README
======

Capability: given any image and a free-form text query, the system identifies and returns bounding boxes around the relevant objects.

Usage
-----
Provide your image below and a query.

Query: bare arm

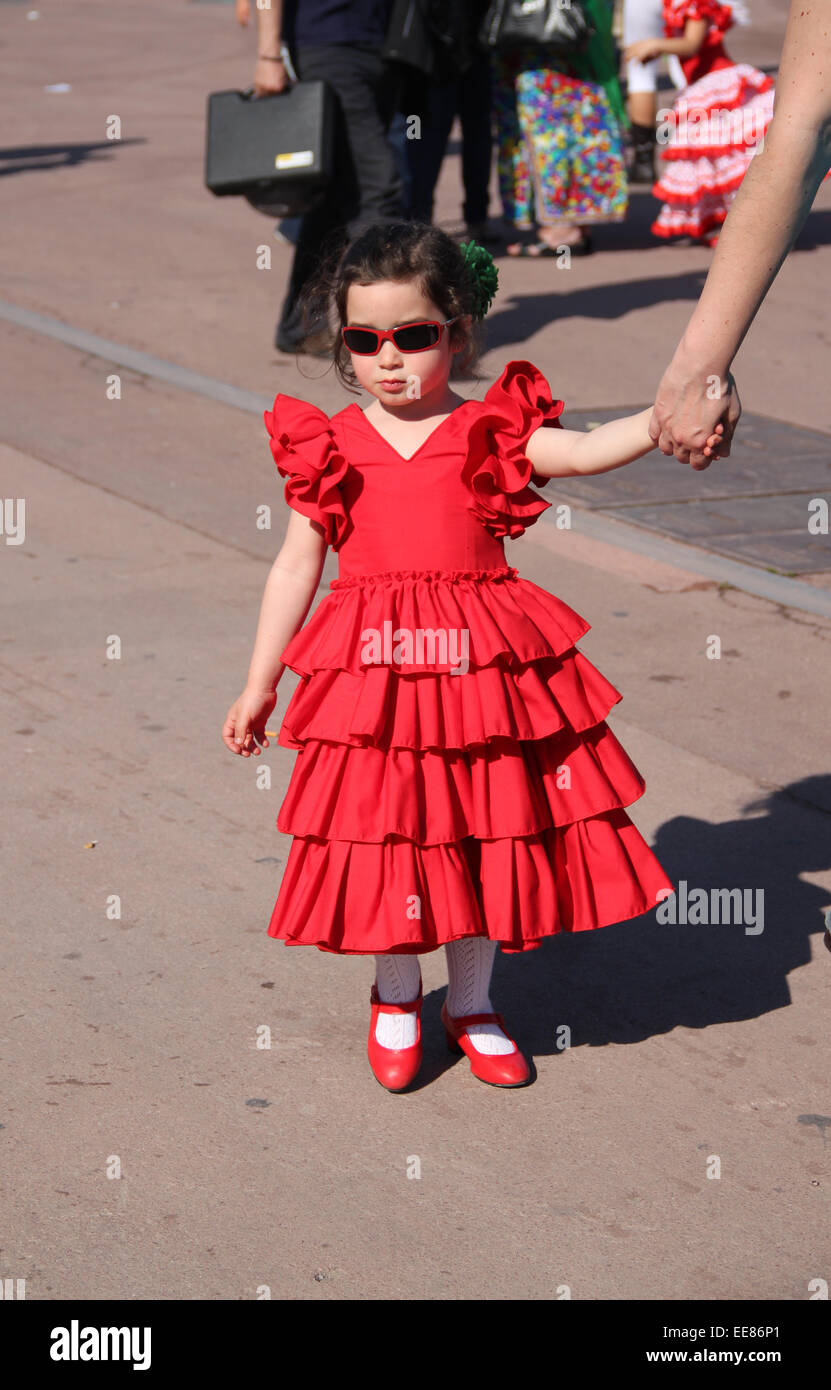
[624,18,707,64]
[526,411,654,478]
[253,0,288,95]
[650,0,831,467]
[525,411,724,478]
[222,510,327,757]
[245,509,327,693]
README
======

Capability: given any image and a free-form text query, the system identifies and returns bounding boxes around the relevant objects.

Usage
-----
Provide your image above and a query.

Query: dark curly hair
[294,222,485,392]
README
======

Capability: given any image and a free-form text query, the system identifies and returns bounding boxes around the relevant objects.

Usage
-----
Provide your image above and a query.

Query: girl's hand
[222,687,277,757]
[702,423,725,461]
[235,0,250,25]
[624,39,664,64]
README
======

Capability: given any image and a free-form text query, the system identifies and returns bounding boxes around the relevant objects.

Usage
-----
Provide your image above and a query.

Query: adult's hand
[253,55,290,97]
[649,357,741,470]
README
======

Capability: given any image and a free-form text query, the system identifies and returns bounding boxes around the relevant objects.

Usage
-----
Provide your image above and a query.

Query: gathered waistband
[330,566,518,589]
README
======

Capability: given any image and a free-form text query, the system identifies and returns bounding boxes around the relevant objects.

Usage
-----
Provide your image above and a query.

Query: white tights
[373,938,515,1054]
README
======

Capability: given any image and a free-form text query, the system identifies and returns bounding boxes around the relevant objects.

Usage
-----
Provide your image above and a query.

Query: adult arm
[253,0,289,96]
[650,0,831,469]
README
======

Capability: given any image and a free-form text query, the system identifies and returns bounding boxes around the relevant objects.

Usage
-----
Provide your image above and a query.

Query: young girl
[625,1,830,245]
[222,222,723,1093]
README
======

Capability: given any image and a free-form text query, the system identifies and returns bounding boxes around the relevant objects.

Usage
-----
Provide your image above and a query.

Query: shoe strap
[447,1009,506,1029]
[370,982,422,1014]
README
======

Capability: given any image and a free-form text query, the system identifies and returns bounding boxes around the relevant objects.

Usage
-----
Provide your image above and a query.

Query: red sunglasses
[341,317,460,355]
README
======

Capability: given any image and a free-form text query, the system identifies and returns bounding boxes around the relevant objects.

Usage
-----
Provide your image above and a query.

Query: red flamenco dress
[651,0,829,241]
[262,360,675,956]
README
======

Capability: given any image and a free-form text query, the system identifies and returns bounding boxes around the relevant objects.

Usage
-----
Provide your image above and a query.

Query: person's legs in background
[401,70,458,223]
[565,76,629,226]
[343,42,403,236]
[490,48,535,236]
[519,65,582,250]
[505,61,590,254]
[387,108,413,222]
[622,0,664,182]
[274,44,356,352]
[505,61,627,256]
[275,43,402,352]
[457,48,496,240]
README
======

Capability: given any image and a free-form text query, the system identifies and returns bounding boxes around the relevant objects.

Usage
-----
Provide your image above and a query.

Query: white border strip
[0,301,267,415]
[543,505,831,619]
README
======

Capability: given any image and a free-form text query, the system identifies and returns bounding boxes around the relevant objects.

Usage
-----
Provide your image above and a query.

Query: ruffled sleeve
[462,361,565,540]
[263,394,350,550]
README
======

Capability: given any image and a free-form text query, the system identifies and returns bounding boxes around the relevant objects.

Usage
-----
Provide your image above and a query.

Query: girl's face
[343,279,464,407]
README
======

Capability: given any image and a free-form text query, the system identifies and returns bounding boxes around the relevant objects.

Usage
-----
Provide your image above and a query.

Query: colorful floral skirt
[491,46,628,226]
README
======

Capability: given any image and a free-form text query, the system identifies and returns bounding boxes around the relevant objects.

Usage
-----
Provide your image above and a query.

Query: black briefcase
[205,81,336,218]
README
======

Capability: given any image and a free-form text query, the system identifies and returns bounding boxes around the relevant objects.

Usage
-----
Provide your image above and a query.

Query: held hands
[222,687,277,758]
[649,361,741,470]
[701,422,726,460]
[656,420,726,465]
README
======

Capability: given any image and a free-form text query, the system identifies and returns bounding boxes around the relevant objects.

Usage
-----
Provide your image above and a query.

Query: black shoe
[570,230,593,256]
[628,122,657,185]
[275,331,301,353]
[464,221,504,247]
[630,147,656,184]
[275,329,331,357]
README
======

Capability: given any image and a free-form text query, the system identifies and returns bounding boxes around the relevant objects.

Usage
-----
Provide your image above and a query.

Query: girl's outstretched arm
[526,409,724,479]
[526,409,653,478]
[222,511,327,757]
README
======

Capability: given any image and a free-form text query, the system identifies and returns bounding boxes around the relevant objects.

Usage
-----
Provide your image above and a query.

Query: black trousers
[403,53,493,225]
[277,42,404,347]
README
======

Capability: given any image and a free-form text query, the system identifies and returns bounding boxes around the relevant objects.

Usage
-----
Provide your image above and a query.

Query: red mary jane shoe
[367,982,423,1092]
[441,1002,531,1088]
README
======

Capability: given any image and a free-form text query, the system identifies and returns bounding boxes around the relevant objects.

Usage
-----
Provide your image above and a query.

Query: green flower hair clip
[459,239,499,321]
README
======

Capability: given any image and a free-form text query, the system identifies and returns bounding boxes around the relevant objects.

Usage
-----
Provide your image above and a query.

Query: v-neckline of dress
[347,399,477,462]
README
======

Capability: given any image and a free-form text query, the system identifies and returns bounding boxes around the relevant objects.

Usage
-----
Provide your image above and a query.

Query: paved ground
[2,0,830,1303]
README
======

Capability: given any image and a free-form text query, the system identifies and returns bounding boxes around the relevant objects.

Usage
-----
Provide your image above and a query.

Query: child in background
[625,1,829,245]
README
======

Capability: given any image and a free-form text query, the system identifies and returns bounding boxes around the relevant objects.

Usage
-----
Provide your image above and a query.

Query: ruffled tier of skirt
[278,649,622,750]
[651,68,775,239]
[268,813,674,954]
[268,569,675,953]
[276,725,646,841]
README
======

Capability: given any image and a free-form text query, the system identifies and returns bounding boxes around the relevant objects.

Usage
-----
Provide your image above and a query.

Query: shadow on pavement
[0,140,145,177]
[469,773,831,1058]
